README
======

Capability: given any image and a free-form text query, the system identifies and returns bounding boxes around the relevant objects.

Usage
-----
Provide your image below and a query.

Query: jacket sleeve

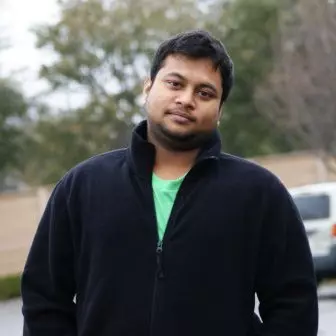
[255,177,318,336]
[21,178,77,336]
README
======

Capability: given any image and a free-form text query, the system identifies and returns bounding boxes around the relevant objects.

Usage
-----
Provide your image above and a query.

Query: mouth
[166,110,195,123]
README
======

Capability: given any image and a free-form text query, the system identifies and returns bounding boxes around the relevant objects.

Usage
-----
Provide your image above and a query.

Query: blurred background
[1,0,336,335]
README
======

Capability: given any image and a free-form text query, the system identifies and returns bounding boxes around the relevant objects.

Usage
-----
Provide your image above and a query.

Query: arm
[21,179,77,336]
[255,177,318,336]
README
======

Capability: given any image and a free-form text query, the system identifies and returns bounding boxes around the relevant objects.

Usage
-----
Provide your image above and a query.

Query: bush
[0,274,21,301]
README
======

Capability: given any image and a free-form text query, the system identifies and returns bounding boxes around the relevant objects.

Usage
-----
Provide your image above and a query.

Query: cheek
[147,91,171,115]
[197,107,220,126]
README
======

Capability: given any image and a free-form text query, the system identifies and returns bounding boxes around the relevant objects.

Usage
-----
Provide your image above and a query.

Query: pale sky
[0,0,61,101]
[1,0,136,110]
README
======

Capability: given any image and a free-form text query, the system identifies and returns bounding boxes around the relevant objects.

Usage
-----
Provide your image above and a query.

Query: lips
[166,109,195,122]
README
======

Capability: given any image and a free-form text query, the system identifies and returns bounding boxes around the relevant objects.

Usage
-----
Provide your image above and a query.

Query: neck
[149,135,199,180]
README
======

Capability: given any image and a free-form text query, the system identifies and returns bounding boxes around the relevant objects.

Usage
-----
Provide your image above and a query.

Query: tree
[256,0,336,170]
[0,78,28,174]
[207,0,295,156]
[21,103,132,185]
[0,4,29,190]
[0,77,28,191]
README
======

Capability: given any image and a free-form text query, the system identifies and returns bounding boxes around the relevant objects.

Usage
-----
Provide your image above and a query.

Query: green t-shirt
[152,173,185,241]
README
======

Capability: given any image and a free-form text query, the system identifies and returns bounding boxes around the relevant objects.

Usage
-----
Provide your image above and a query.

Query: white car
[289,182,336,285]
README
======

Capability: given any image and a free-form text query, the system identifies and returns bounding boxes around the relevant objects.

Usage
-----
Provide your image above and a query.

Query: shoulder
[216,154,300,226]
[217,152,289,196]
[55,148,128,194]
[71,148,127,174]
[218,152,278,182]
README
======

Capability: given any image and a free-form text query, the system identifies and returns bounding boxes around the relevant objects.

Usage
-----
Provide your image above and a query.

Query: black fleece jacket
[21,120,318,336]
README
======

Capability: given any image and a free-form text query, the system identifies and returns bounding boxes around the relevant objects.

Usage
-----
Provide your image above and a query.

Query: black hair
[150,29,234,105]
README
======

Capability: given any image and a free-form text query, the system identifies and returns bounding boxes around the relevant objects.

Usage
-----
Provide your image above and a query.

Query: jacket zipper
[156,240,164,279]
[150,240,164,334]
[153,156,217,278]
[150,156,217,334]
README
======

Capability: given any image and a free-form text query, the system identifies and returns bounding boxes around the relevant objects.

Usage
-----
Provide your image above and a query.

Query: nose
[175,88,195,109]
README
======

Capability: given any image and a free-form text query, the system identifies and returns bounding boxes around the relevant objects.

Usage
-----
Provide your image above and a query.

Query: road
[1,284,336,335]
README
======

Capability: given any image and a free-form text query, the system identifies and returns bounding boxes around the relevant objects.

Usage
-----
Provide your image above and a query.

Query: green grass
[0,274,21,301]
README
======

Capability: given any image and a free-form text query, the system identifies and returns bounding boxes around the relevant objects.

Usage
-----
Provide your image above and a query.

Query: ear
[143,77,152,97]
[218,106,223,123]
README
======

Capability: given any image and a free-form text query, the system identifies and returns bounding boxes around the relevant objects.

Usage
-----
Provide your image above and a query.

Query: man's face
[144,54,223,151]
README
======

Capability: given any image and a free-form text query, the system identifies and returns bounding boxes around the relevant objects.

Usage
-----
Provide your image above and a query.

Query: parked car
[289,182,336,285]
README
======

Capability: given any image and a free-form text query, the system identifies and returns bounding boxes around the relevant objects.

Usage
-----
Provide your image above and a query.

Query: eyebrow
[164,72,219,95]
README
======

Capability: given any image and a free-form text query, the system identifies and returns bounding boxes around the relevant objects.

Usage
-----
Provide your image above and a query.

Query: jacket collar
[127,120,222,179]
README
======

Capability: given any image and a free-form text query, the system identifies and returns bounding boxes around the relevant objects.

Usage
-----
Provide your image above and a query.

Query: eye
[198,90,214,99]
[166,80,182,89]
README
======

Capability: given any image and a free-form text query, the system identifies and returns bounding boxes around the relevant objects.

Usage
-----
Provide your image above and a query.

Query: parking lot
[1,284,336,335]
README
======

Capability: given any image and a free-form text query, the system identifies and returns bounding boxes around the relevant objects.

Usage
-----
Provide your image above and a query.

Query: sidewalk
[0,298,22,336]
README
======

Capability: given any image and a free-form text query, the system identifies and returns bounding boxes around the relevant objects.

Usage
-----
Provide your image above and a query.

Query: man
[21,30,318,336]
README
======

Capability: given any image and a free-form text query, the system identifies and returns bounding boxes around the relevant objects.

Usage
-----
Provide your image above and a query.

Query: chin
[162,124,194,140]
[149,120,213,152]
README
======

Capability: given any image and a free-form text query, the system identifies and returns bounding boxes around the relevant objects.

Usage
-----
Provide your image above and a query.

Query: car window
[293,194,330,220]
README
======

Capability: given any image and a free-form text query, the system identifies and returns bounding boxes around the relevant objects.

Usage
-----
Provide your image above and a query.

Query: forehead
[157,55,222,91]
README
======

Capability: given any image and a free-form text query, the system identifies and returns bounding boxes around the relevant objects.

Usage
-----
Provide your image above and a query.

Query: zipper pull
[156,241,164,279]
